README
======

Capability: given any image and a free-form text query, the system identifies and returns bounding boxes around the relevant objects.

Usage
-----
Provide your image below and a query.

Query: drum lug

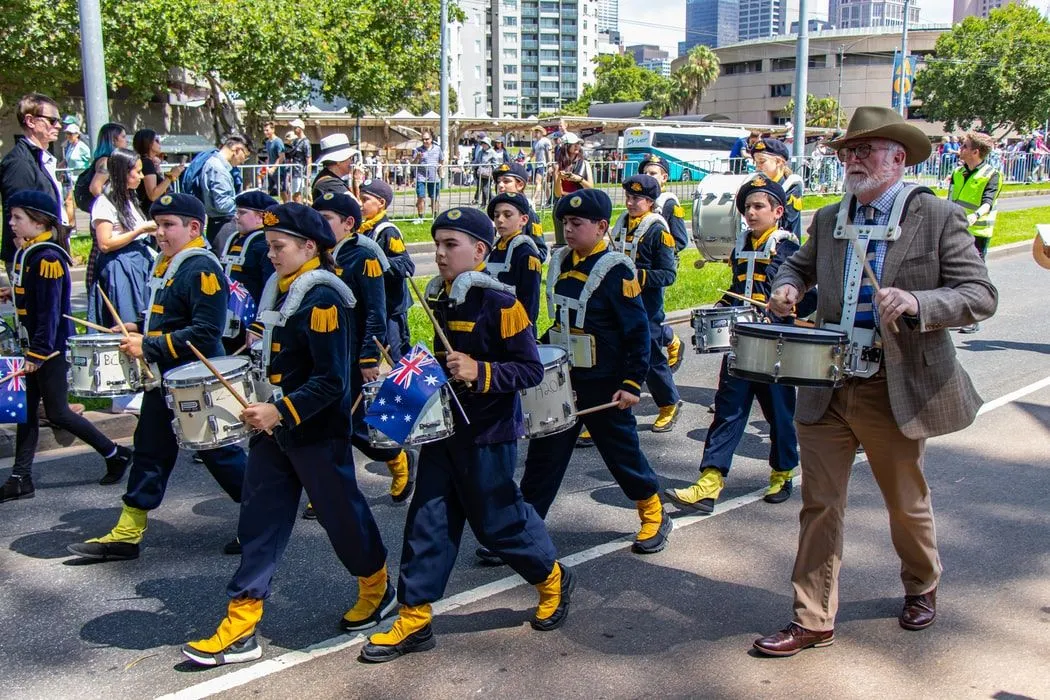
[203,391,213,408]
[207,414,219,435]
[93,369,101,390]
[562,401,573,419]
[92,351,99,366]
[772,360,782,380]
[776,337,785,355]
[164,393,173,410]
[523,413,533,431]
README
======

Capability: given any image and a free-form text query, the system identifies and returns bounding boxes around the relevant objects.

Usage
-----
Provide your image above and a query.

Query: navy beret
[639,153,670,174]
[622,174,661,201]
[359,179,394,209]
[750,137,790,161]
[494,162,529,183]
[262,203,336,249]
[150,192,206,224]
[431,207,495,249]
[234,189,277,212]
[312,191,362,227]
[554,188,612,222]
[487,192,531,218]
[735,174,787,214]
[6,190,59,223]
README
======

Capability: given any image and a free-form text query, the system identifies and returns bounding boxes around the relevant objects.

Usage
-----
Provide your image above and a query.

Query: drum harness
[609,211,667,263]
[255,270,357,402]
[732,227,799,303]
[332,233,391,276]
[218,229,267,339]
[10,239,72,350]
[484,233,540,277]
[545,246,635,369]
[827,183,930,379]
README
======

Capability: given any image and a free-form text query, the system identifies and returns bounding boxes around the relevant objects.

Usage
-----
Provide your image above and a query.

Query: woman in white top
[89,148,157,327]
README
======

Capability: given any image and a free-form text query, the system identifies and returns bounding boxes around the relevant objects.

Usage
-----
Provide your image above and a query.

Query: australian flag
[227,277,258,331]
[364,343,449,445]
[0,357,27,424]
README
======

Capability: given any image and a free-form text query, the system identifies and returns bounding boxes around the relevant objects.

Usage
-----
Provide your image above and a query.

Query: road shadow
[8,508,181,560]
[958,338,1050,355]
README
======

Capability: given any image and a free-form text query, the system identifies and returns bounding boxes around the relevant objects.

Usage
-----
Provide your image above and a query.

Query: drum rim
[728,366,844,388]
[692,306,756,318]
[68,333,127,346]
[733,322,847,344]
[163,357,252,386]
[537,343,569,368]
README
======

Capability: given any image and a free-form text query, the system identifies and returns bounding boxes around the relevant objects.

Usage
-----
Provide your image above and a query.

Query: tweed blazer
[772,190,998,439]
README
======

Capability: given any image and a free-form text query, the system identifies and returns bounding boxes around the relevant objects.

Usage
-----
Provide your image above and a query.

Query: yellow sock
[369,603,431,646]
[387,452,409,497]
[534,563,563,620]
[87,504,148,544]
[343,565,388,623]
[636,494,664,540]
[186,598,263,654]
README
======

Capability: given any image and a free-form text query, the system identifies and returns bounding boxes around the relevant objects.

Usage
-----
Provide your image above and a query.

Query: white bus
[623,125,750,181]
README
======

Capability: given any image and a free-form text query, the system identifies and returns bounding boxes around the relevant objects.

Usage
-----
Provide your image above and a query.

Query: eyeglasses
[33,114,62,127]
[836,144,893,162]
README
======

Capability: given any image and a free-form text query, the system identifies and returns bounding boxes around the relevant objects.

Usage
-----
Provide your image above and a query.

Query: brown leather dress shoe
[900,589,936,630]
[753,623,834,657]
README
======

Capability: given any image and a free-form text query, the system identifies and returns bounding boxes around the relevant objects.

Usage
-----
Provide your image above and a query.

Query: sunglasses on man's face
[34,114,62,127]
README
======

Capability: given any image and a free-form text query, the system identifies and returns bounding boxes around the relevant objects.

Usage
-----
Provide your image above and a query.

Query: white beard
[844,163,900,199]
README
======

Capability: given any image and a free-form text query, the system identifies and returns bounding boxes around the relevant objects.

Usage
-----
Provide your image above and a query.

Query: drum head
[537,344,567,368]
[164,356,250,384]
[69,332,126,346]
[734,323,847,344]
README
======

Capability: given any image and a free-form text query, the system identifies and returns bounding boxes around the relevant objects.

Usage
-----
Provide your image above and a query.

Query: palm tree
[785,94,845,128]
[672,45,721,115]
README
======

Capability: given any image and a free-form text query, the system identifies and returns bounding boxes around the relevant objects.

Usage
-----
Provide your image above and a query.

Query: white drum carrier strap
[143,247,215,335]
[609,212,667,263]
[11,241,72,344]
[655,191,679,212]
[733,228,799,299]
[424,271,514,307]
[545,247,636,330]
[256,270,356,378]
[333,234,392,274]
[485,234,540,276]
[219,229,265,274]
[781,173,804,197]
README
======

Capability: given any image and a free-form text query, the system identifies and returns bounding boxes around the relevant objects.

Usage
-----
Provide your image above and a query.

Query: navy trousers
[645,318,680,408]
[123,389,245,511]
[398,438,556,606]
[520,379,660,519]
[227,435,387,599]
[701,355,798,475]
[386,314,411,362]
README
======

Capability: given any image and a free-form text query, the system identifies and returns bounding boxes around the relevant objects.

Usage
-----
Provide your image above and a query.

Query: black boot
[99,446,133,485]
[0,475,34,503]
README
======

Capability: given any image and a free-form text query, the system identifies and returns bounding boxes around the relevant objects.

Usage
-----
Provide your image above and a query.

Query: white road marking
[146,372,1049,699]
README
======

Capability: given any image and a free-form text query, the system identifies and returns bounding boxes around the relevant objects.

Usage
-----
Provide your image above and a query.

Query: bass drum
[691,173,750,263]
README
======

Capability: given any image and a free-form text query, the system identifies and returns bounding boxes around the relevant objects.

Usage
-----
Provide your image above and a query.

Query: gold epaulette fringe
[364,258,383,278]
[388,236,406,254]
[673,204,685,218]
[39,259,64,279]
[528,256,542,273]
[501,301,531,338]
[310,305,339,333]
[622,277,641,298]
[200,272,221,295]
[661,231,675,248]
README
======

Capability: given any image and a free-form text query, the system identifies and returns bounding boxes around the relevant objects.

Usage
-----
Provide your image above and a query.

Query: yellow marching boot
[342,564,398,632]
[360,603,436,663]
[764,469,795,504]
[302,502,317,520]
[652,400,684,433]
[667,333,684,373]
[575,427,594,449]
[632,493,672,554]
[532,562,576,631]
[387,449,417,503]
[182,598,264,666]
[66,504,147,561]
[665,467,725,515]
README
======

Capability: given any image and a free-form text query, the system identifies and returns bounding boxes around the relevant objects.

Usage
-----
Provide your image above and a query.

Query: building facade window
[770,83,792,98]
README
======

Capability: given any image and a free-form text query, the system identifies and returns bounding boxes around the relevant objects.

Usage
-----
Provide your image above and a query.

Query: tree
[914,3,1050,138]
[403,85,459,116]
[673,45,720,115]
[559,54,676,116]
[784,94,845,128]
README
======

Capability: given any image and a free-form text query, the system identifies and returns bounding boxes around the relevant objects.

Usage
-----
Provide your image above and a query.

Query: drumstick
[719,289,768,309]
[97,287,156,380]
[63,314,113,334]
[575,400,622,418]
[371,336,394,368]
[186,341,273,435]
[407,277,455,357]
[861,259,900,334]
[0,351,61,384]
[231,342,248,356]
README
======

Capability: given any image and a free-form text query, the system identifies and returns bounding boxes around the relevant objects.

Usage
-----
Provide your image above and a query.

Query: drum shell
[690,306,756,354]
[248,340,276,402]
[728,323,847,387]
[691,173,750,262]
[520,345,577,438]
[164,357,257,449]
[363,381,455,448]
[67,334,142,397]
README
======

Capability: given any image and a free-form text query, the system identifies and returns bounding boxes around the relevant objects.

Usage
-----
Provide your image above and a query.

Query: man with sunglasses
[0,93,67,272]
[199,135,252,244]
[755,106,998,657]
[412,131,444,223]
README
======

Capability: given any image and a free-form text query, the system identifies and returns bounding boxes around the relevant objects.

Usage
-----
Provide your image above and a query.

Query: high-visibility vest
[949,163,1001,239]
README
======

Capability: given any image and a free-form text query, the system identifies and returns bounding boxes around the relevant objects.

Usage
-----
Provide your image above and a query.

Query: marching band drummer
[360,207,571,664]
[183,204,393,667]
[1,191,132,504]
[356,179,414,361]
[750,137,804,238]
[486,191,543,325]
[218,190,276,353]
[639,154,688,373]
[476,190,671,565]
[610,174,683,434]
[68,193,246,562]
[313,191,416,505]
[666,175,801,514]
[493,161,549,261]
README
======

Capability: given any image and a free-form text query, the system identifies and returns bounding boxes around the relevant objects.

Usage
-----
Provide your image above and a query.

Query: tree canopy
[914,3,1050,138]
[560,54,675,117]
[784,94,845,129]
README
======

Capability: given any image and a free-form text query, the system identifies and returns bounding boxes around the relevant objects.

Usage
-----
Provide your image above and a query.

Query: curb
[0,410,138,458]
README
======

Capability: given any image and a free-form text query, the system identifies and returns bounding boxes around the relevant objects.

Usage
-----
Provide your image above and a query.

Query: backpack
[179,148,218,202]
[73,156,102,213]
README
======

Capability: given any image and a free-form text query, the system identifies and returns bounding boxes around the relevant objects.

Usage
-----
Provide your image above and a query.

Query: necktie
[855,206,879,329]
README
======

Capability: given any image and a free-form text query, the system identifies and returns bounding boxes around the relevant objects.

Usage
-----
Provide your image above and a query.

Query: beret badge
[263,211,280,227]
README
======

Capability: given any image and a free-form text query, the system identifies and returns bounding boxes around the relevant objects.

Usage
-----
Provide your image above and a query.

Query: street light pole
[837,44,845,129]
[439,0,450,186]
[792,0,809,163]
[78,0,110,145]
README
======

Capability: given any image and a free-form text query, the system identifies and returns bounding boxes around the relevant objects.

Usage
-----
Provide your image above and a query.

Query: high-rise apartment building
[679,0,739,54]
[627,44,672,76]
[829,0,921,28]
[738,0,800,40]
[953,0,1017,20]
[597,0,619,35]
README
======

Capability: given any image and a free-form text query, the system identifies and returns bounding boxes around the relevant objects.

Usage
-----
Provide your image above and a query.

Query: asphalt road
[1,239,1048,699]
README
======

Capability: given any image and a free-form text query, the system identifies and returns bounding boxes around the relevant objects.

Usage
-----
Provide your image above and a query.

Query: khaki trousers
[791,375,941,631]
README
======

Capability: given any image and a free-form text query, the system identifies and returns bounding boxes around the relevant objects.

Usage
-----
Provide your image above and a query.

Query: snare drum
[248,339,276,402]
[67,334,142,397]
[691,173,749,262]
[363,381,454,448]
[728,323,848,387]
[520,345,577,438]
[690,306,757,354]
[164,357,257,449]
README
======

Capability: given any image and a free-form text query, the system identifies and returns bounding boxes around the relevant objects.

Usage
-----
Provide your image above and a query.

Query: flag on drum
[227,277,258,330]
[364,343,448,444]
[0,357,27,424]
